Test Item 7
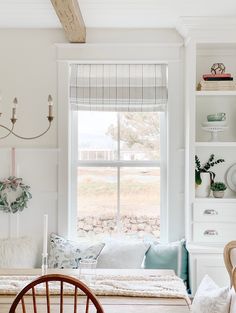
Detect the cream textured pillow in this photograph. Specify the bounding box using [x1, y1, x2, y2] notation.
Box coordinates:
[97, 239, 150, 269]
[192, 275, 230, 313]
[0, 237, 37, 268]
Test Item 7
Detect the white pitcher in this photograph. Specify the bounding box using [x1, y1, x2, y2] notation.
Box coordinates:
[195, 172, 211, 198]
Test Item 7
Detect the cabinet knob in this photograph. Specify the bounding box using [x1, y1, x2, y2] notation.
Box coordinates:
[204, 230, 218, 236]
[203, 209, 218, 215]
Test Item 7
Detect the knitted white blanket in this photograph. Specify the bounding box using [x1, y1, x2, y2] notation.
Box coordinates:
[0, 273, 190, 305]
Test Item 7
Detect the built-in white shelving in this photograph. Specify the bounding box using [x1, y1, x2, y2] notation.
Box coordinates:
[193, 43, 236, 206]
[184, 19, 236, 295]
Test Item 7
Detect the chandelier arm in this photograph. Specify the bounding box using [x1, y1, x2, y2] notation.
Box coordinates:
[0, 124, 15, 139]
[10, 122, 52, 140]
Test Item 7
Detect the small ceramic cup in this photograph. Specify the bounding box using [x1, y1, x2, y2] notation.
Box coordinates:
[207, 113, 226, 122]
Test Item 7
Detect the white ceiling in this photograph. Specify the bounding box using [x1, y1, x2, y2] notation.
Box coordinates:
[0, 0, 236, 28]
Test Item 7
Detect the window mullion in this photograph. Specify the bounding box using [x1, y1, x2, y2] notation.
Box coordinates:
[117, 112, 120, 161]
[77, 160, 160, 167]
[117, 166, 121, 232]
[117, 112, 121, 231]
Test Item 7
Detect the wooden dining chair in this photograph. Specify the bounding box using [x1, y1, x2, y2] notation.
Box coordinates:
[9, 274, 105, 313]
[224, 240, 236, 287]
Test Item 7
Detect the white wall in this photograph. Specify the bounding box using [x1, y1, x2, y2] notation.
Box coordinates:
[0, 148, 58, 266]
[0, 29, 66, 148]
[0, 28, 185, 259]
[0, 29, 66, 265]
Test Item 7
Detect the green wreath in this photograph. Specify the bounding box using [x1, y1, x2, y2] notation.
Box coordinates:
[0, 176, 32, 213]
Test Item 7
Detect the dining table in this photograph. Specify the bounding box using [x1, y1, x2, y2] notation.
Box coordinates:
[0, 268, 191, 313]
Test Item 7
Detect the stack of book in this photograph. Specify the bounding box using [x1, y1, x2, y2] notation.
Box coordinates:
[198, 73, 236, 91]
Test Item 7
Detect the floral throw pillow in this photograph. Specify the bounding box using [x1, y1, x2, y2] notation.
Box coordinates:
[192, 275, 230, 313]
[48, 233, 105, 269]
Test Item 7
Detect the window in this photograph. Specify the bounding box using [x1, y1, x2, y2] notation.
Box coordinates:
[76, 111, 162, 238]
[70, 63, 167, 239]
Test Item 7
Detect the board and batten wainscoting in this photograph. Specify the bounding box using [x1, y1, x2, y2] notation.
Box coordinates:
[0, 148, 58, 267]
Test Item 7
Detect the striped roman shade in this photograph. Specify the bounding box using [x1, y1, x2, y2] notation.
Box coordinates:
[70, 64, 168, 112]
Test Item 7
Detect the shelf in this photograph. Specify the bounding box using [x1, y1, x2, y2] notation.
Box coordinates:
[195, 142, 236, 147]
[195, 197, 236, 203]
[196, 91, 236, 96]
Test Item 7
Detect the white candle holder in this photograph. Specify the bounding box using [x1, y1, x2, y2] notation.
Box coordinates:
[41, 253, 48, 276]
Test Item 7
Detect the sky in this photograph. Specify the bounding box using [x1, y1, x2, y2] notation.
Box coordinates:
[78, 111, 116, 149]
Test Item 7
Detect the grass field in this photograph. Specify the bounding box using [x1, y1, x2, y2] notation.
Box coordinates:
[77, 167, 160, 219]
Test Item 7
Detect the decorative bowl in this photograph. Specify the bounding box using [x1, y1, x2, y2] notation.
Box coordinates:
[207, 113, 226, 122]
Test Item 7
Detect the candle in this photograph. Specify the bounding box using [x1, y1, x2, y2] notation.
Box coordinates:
[48, 95, 53, 118]
[12, 97, 17, 119]
[43, 214, 48, 256]
[0, 92, 2, 115]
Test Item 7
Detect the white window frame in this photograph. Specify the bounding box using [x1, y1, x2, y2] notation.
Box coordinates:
[67, 61, 167, 241]
[74, 111, 165, 233]
[57, 42, 183, 243]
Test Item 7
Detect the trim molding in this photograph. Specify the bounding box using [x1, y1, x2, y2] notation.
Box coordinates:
[56, 43, 182, 62]
[176, 17, 236, 43]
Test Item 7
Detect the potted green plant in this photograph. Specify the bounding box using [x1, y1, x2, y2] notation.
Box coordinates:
[210, 182, 227, 198]
[195, 154, 225, 197]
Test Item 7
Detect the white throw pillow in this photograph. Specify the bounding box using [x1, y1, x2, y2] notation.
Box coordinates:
[230, 288, 236, 313]
[97, 239, 150, 269]
[48, 233, 105, 269]
[192, 275, 230, 313]
[0, 237, 37, 268]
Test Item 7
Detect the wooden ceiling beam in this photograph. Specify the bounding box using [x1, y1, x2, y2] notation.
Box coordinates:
[50, 0, 86, 43]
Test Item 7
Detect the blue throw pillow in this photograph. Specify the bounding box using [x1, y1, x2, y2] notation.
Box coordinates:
[144, 239, 188, 284]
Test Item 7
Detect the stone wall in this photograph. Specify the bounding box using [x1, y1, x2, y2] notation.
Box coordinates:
[77, 214, 160, 237]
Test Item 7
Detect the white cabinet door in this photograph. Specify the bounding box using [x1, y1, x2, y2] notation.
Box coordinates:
[191, 254, 229, 294]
